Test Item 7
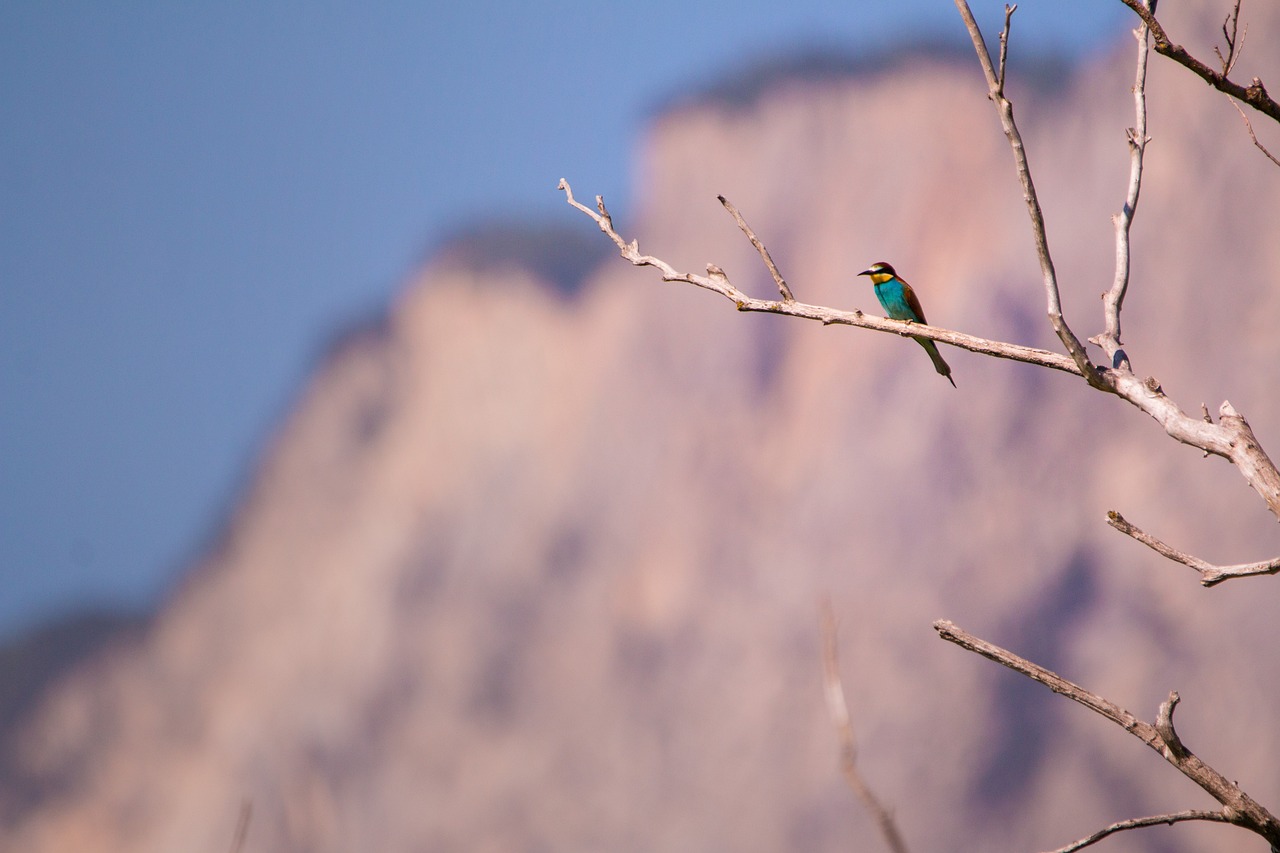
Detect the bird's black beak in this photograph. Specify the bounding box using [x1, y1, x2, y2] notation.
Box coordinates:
[857, 267, 874, 277]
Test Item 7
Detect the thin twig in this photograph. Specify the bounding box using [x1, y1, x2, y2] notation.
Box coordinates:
[229, 800, 252, 853]
[820, 600, 910, 853]
[996, 4, 1016, 93]
[1091, 3, 1151, 372]
[1212, 0, 1245, 76]
[934, 620, 1280, 847]
[1207, 2, 1278, 168]
[717, 195, 794, 302]
[1106, 511, 1280, 586]
[1044, 809, 1231, 853]
[1227, 96, 1280, 167]
[1116, 0, 1280, 124]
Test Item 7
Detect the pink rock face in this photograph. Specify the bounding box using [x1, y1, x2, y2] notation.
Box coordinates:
[6, 10, 1280, 851]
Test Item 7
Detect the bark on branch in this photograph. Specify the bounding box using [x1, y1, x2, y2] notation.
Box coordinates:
[1116, 0, 1280, 125]
[933, 620, 1280, 849]
[1091, 11, 1152, 372]
[1106, 510, 1280, 586]
[952, 1, 1097, 382]
[1044, 809, 1231, 853]
[953, 1, 1280, 530]
[556, 179, 1081, 375]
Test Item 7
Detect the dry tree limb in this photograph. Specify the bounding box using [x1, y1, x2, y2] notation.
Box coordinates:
[1212, 0, 1246, 77]
[556, 178, 1080, 375]
[1091, 9, 1152, 372]
[559, 171, 1280, 526]
[717, 194, 794, 302]
[1116, 0, 1280, 124]
[1138, 0, 1280, 169]
[1075, 6, 1280, 575]
[996, 4, 1015, 93]
[933, 620, 1280, 849]
[1102, 392, 1280, 523]
[1227, 95, 1280, 167]
[1106, 511, 1280, 586]
[953, 1, 1280, 530]
[1044, 809, 1231, 853]
[952, 1, 1096, 382]
[820, 600, 910, 853]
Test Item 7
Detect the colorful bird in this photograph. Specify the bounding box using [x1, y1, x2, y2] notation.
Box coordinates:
[858, 261, 955, 387]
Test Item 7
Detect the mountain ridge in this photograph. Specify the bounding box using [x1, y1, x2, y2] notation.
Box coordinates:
[5, 13, 1280, 850]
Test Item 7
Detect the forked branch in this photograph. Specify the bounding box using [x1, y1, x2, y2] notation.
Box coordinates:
[1212, 0, 1246, 77]
[556, 178, 1081, 375]
[1106, 511, 1280, 586]
[952, 1, 1097, 382]
[1117, 0, 1280, 124]
[953, 1, 1280, 531]
[1090, 8, 1152, 369]
[934, 620, 1280, 849]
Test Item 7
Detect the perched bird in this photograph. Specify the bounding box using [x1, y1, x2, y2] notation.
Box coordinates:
[858, 261, 955, 387]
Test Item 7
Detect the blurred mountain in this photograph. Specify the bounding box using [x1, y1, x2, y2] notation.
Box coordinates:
[0, 608, 146, 817]
[4, 5, 1280, 851]
[429, 221, 612, 299]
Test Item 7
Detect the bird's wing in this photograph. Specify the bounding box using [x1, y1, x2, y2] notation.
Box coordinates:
[900, 279, 928, 325]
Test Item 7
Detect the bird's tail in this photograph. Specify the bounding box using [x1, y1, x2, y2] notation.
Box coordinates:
[915, 337, 956, 388]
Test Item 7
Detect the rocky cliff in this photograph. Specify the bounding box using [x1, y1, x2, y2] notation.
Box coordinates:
[4, 7, 1280, 851]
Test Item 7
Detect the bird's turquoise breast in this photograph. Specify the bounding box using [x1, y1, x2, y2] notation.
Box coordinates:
[874, 280, 916, 322]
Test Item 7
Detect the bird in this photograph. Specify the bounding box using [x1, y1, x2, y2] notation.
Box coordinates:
[858, 261, 955, 387]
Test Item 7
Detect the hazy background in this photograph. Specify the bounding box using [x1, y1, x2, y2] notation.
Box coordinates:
[2, 2, 1132, 640]
[7, 4, 1280, 849]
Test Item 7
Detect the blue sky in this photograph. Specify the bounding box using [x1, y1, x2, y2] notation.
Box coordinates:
[0, 2, 1132, 639]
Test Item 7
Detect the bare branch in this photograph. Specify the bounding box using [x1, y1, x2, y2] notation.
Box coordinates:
[933, 620, 1280, 847]
[820, 600, 910, 853]
[556, 179, 1081, 375]
[1091, 5, 1152, 372]
[953, 1, 1098, 382]
[1212, 0, 1245, 76]
[1044, 809, 1231, 853]
[1116, 0, 1280, 124]
[1107, 395, 1280, 522]
[1217, 402, 1280, 518]
[1106, 510, 1280, 586]
[717, 195, 794, 302]
[951, 6, 1280, 525]
[996, 5, 1016, 94]
[1203, 1, 1280, 169]
[1154, 691, 1188, 758]
[561, 177, 1280, 526]
[1227, 96, 1280, 167]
